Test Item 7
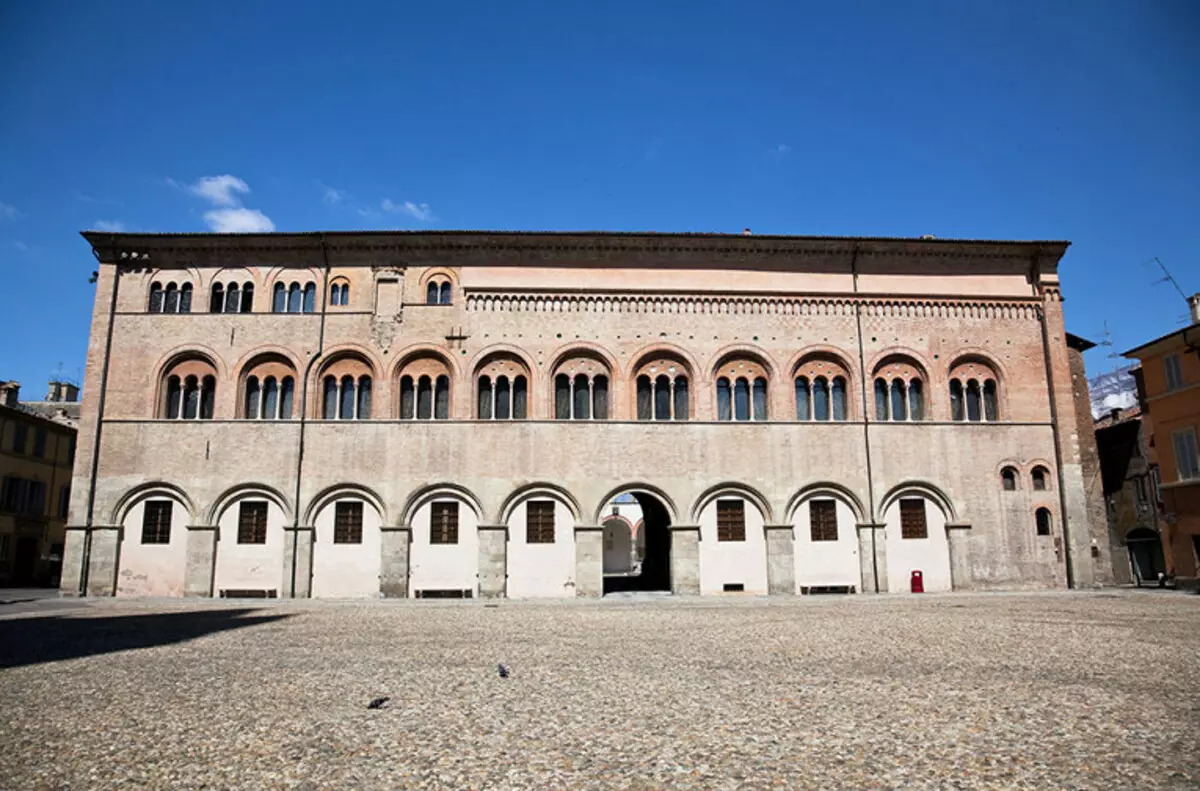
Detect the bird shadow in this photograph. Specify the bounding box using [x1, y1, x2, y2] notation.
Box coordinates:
[0, 608, 293, 669]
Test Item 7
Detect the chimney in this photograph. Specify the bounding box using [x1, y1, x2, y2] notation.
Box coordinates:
[45, 380, 79, 403]
[0, 381, 19, 408]
[742, 228, 751, 236]
[1189, 293, 1200, 325]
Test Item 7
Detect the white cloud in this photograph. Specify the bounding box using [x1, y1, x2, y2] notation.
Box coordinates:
[381, 198, 434, 222]
[0, 202, 18, 220]
[203, 208, 276, 233]
[93, 220, 126, 232]
[777, 144, 791, 155]
[14, 241, 28, 251]
[320, 182, 348, 204]
[187, 174, 250, 207]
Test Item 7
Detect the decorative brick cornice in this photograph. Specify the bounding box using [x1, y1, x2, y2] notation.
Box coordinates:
[465, 290, 1041, 321]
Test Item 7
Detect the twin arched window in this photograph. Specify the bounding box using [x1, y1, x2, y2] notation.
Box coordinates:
[272, 281, 316, 313]
[148, 282, 192, 314]
[322, 375, 372, 419]
[426, 280, 452, 305]
[716, 376, 767, 421]
[210, 281, 254, 314]
[400, 374, 450, 419]
[555, 373, 609, 419]
[950, 379, 998, 421]
[795, 376, 848, 421]
[873, 377, 924, 421]
[330, 282, 350, 306]
[244, 375, 295, 420]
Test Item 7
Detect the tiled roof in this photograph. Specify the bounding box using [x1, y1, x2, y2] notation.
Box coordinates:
[1094, 404, 1142, 429]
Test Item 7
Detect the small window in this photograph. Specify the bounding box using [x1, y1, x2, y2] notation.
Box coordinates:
[13, 424, 28, 453]
[526, 500, 556, 544]
[809, 499, 838, 542]
[1164, 354, 1184, 392]
[149, 282, 164, 313]
[1001, 467, 1017, 491]
[1035, 507, 1052, 536]
[716, 499, 746, 542]
[899, 498, 927, 540]
[430, 501, 459, 545]
[439, 281, 452, 305]
[426, 281, 439, 305]
[1173, 427, 1200, 481]
[33, 429, 46, 458]
[334, 501, 363, 544]
[237, 501, 268, 544]
[141, 500, 173, 544]
[58, 485, 70, 519]
[273, 283, 287, 313]
[1032, 466, 1048, 491]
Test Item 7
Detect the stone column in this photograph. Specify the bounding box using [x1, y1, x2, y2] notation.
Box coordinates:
[763, 524, 796, 595]
[282, 526, 314, 599]
[946, 522, 973, 591]
[59, 527, 87, 596]
[574, 525, 604, 597]
[184, 525, 217, 597]
[379, 526, 411, 598]
[477, 525, 508, 599]
[669, 525, 701, 595]
[856, 522, 888, 593]
[85, 526, 121, 597]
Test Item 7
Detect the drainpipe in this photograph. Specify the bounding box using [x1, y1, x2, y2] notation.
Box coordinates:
[79, 240, 122, 595]
[289, 234, 332, 597]
[849, 245, 880, 592]
[1032, 265, 1075, 588]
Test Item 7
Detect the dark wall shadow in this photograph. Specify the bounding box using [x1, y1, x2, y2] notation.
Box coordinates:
[0, 608, 293, 669]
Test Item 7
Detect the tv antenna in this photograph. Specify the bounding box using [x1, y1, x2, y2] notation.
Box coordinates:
[1144, 257, 1191, 325]
[1092, 320, 1123, 372]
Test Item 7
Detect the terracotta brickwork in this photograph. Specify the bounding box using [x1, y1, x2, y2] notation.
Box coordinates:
[60, 231, 1113, 598]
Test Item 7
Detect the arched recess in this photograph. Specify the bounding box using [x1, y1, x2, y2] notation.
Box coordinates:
[602, 512, 636, 574]
[399, 483, 485, 528]
[787, 483, 865, 593]
[393, 345, 456, 420]
[403, 483, 482, 598]
[870, 351, 930, 422]
[691, 481, 771, 595]
[156, 349, 221, 420]
[472, 347, 535, 420]
[879, 480, 955, 594]
[238, 350, 300, 420]
[629, 344, 697, 421]
[303, 483, 389, 527]
[314, 347, 380, 420]
[948, 352, 1004, 422]
[592, 482, 679, 525]
[110, 480, 199, 525]
[112, 482, 193, 596]
[498, 482, 583, 525]
[309, 484, 386, 599]
[209, 482, 294, 597]
[710, 345, 776, 422]
[789, 348, 856, 422]
[548, 344, 618, 420]
[500, 482, 582, 598]
[690, 481, 774, 525]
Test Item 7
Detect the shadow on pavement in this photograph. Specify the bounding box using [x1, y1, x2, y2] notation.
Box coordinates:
[0, 608, 293, 669]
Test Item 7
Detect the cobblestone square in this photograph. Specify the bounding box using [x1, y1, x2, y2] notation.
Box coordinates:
[2, 590, 1197, 789]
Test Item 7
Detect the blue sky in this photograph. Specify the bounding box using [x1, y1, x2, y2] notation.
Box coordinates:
[1, 1, 1196, 394]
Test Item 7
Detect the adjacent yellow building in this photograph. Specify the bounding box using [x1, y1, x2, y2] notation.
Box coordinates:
[0, 381, 79, 587]
[1122, 294, 1200, 589]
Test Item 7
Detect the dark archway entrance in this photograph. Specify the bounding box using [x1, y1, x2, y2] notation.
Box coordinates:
[603, 492, 672, 594]
[1126, 528, 1166, 586]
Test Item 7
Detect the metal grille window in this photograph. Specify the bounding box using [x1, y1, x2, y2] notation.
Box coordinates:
[430, 501, 459, 545]
[717, 499, 746, 542]
[334, 501, 363, 544]
[899, 498, 927, 539]
[141, 500, 173, 544]
[526, 501, 556, 544]
[809, 499, 838, 542]
[237, 501, 268, 544]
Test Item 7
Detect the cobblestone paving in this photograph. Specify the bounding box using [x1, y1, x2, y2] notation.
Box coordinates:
[2, 590, 1198, 790]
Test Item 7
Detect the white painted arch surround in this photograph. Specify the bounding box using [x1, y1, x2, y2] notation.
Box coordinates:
[311, 497, 382, 599]
[697, 495, 768, 595]
[213, 497, 288, 595]
[506, 497, 577, 598]
[792, 495, 860, 590]
[883, 493, 952, 593]
[408, 496, 480, 597]
[116, 495, 189, 597]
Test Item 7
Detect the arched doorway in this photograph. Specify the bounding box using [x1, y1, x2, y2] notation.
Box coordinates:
[1126, 527, 1166, 586]
[601, 490, 673, 594]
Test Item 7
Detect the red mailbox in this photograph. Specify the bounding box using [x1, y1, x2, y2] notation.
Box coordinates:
[910, 570, 924, 593]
